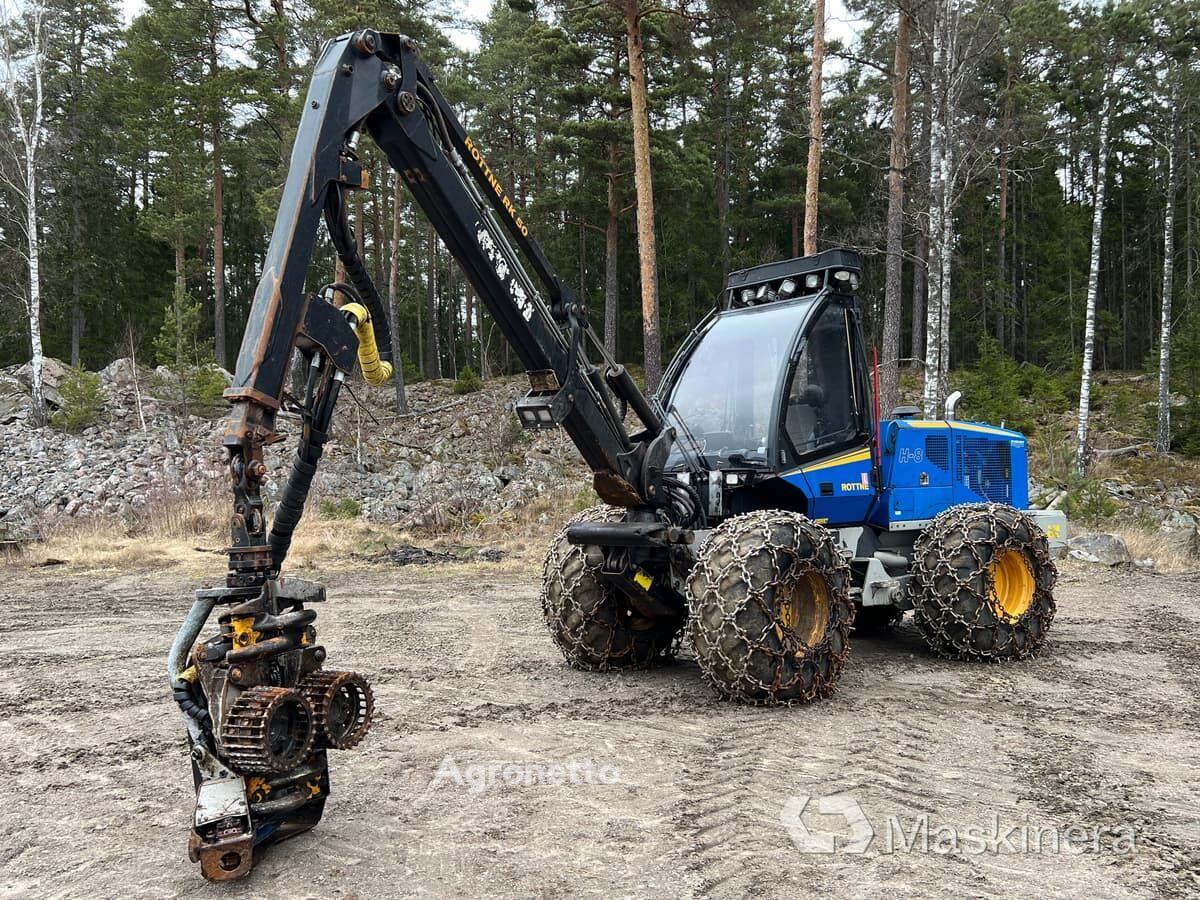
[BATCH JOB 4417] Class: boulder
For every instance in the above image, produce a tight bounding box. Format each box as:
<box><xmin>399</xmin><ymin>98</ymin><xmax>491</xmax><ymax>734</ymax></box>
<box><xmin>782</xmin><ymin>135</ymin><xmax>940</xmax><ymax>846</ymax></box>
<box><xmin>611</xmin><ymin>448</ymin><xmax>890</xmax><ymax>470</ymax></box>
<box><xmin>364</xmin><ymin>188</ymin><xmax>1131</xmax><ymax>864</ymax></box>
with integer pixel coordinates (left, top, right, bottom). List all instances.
<box><xmin>1068</xmin><ymin>533</ymin><xmax>1132</xmax><ymax>566</ymax></box>
<box><xmin>13</xmin><ymin>358</ymin><xmax>66</xmax><ymax>409</ymax></box>
<box><xmin>0</xmin><ymin>375</ymin><xmax>28</xmax><ymax>422</ymax></box>
<box><xmin>1160</xmin><ymin>511</ymin><xmax>1199</xmax><ymax>557</ymax></box>
<box><xmin>99</xmin><ymin>358</ymin><xmax>143</xmax><ymax>388</ymax></box>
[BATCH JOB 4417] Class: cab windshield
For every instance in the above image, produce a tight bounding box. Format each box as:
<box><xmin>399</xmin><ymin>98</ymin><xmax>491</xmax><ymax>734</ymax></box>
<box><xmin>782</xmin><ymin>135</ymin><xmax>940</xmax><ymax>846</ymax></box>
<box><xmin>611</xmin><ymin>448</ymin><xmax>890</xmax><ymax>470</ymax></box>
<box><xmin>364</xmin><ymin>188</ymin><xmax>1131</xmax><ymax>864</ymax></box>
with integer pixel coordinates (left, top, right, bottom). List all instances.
<box><xmin>664</xmin><ymin>299</ymin><xmax>814</xmax><ymax>467</ymax></box>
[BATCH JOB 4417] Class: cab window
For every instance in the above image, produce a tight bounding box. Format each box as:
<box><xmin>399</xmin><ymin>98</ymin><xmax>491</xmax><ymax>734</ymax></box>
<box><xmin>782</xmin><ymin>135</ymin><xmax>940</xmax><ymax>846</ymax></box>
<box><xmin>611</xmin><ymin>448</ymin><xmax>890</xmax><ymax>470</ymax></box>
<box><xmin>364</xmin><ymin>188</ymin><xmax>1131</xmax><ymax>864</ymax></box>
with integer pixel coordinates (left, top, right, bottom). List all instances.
<box><xmin>782</xmin><ymin>303</ymin><xmax>861</xmax><ymax>462</ymax></box>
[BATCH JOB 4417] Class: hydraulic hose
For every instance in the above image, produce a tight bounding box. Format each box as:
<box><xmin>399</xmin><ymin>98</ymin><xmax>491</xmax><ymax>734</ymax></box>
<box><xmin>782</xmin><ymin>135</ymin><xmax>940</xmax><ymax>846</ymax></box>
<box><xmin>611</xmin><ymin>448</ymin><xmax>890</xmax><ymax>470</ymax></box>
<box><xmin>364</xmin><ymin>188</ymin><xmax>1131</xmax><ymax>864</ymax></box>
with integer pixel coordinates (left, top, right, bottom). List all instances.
<box><xmin>340</xmin><ymin>302</ymin><xmax>394</xmax><ymax>385</ymax></box>
<box><xmin>323</xmin><ymin>186</ymin><xmax>394</xmax><ymax>361</ymax></box>
<box><xmin>268</xmin><ymin>363</ymin><xmax>343</xmax><ymax>572</ymax></box>
<box><xmin>168</xmin><ymin>596</ymin><xmax>216</xmax><ymax>742</ymax></box>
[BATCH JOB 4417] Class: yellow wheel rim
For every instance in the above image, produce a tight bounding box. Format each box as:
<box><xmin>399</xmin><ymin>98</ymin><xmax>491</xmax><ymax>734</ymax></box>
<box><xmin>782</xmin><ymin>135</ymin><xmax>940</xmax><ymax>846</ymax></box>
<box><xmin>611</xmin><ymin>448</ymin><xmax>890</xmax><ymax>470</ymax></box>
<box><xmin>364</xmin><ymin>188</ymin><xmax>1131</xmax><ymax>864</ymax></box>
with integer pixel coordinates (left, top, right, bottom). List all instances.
<box><xmin>989</xmin><ymin>549</ymin><xmax>1035</xmax><ymax>622</ymax></box>
<box><xmin>777</xmin><ymin>571</ymin><xmax>831</xmax><ymax>649</ymax></box>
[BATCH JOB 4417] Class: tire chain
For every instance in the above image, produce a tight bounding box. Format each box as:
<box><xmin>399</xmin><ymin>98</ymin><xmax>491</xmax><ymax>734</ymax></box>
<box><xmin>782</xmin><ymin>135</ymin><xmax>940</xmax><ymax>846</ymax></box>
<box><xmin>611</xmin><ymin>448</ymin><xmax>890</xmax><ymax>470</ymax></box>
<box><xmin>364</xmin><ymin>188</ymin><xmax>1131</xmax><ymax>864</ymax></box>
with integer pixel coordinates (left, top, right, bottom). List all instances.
<box><xmin>540</xmin><ymin>504</ymin><xmax>681</xmax><ymax>671</ymax></box>
<box><xmin>686</xmin><ymin>510</ymin><xmax>855</xmax><ymax>705</ymax></box>
<box><xmin>909</xmin><ymin>502</ymin><xmax>1058</xmax><ymax>661</ymax></box>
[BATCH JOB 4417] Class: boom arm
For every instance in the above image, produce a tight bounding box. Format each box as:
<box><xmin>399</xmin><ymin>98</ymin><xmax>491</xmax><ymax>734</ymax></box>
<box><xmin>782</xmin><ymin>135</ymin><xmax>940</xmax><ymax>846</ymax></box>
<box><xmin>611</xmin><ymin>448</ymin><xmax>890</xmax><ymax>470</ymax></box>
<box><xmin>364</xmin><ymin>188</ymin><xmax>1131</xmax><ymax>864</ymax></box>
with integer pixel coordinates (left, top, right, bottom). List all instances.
<box><xmin>173</xmin><ymin>31</ymin><xmax>702</xmax><ymax>881</ymax></box>
<box><xmin>222</xmin><ymin>30</ymin><xmax>690</xmax><ymax>592</ymax></box>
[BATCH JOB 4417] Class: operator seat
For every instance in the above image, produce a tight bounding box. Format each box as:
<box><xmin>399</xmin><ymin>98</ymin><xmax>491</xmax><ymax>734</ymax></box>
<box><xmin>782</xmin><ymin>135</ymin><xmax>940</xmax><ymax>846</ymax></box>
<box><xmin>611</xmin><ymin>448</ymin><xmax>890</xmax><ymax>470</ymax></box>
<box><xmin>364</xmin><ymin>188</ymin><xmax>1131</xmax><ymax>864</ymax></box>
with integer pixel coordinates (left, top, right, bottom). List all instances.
<box><xmin>786</xmin><ymin>384</ymin><xmax>825</xmax><ymax>454</ymax></box>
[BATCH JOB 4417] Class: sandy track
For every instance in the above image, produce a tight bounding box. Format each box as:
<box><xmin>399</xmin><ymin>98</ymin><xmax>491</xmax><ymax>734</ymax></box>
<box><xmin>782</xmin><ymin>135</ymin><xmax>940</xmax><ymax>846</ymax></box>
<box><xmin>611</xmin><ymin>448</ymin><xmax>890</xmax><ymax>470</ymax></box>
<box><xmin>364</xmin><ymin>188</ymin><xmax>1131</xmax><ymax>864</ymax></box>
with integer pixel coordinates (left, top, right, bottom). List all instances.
<box><xmin>1</xmin><ymin>563</ymin><xmax>1197</xmax><ymax>898</ymax></box>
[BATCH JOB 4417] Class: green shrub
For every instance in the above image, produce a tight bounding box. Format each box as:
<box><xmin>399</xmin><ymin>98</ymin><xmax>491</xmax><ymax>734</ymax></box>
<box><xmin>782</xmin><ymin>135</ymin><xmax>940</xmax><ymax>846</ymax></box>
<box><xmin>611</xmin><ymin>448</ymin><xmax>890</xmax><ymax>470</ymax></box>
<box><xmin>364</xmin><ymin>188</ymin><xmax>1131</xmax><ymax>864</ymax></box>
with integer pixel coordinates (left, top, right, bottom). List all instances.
<box><xmin>1062</xmin><ymin>478</ymin><xmax>1118</xmax><ymax>526</ymax></box>
<box><xmin>153</xmin><ymin>287</ymin><xmax>209</xmax><ymax>369</ymax></box>
<box><xmin>152</xmin><ymin>364</ymin><xmax>228</xmax><ymax>418</ymax></box>
<box><xmin>182</xmin><ymin>365</ymin><xmax>229</xmax><ymax>414</ymax></box>
<box><xmin>50</xmin><ymin>367</ymin><xmax>105</xmax><ymax>432</ymax></box>
<box><xmin>955</xmin><ymin>336</ymin><xmax>1075</xmax><ymax>435</ymax></box>
<box><xmin>452</xmin><ymin>365</ymin><xmax>483</xmax><ymax>395</ymax></box>
<box><xmin>955</xmin><ymin>336</ymin><xmax>1032</xmax><ymax>433</ymax></box>
<box><xmin>1174</xmin><ymin>406</ymin><xmax>1200</xmax><ymax>457</ymax></box>
<box><xmin>318</xmin><ymin>497</ymin><xmax>362</xmax><ymax>519</ymax></box>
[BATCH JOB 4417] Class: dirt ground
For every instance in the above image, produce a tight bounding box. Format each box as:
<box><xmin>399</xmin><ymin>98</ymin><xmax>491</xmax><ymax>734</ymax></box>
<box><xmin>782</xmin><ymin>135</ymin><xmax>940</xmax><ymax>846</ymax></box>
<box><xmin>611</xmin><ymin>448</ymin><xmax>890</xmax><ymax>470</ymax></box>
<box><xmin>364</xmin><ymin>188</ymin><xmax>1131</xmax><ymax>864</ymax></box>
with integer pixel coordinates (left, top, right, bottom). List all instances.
<box><xmin>1</xmin><ymin>559</ymin><xmax>1198</xmax><ymax>899</ymax></box>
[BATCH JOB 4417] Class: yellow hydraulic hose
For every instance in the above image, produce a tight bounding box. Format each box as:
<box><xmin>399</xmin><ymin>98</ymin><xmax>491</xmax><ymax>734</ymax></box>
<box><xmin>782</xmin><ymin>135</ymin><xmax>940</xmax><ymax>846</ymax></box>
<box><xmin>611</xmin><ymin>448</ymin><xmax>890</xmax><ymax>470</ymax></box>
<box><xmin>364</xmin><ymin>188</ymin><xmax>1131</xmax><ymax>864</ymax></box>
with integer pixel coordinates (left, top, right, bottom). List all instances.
<box><xmin>340</xmin><ymin>302</ymin><xmax>394</xmax><ymax>385</ymax></box>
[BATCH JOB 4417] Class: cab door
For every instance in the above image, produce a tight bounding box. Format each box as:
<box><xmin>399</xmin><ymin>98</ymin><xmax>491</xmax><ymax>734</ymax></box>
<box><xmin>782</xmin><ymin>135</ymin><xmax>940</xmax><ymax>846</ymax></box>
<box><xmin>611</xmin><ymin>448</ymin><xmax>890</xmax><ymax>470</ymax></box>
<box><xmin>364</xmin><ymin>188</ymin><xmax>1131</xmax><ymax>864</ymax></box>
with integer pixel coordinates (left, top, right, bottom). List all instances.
<box><xmin>777</xmin><ymin>297</ymin><xmax>875</xmax><ymax>525</ymax></box>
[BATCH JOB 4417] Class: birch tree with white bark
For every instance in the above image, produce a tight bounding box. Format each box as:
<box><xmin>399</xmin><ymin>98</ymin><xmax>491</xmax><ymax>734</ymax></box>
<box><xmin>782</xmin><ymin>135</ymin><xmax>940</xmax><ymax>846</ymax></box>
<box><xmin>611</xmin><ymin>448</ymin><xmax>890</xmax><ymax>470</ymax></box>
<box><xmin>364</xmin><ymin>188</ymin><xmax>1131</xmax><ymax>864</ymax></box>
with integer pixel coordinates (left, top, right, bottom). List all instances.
<box><xmin>1074</xmin><ymin>99</ymin><xmax>1112</xmax><ymax>476</ymax></box>
<box><xmin>922</xmin><ymin>0</ymin><xmax>959</xmax><ymax>418</ymax></box>
<box><xmin>880</xmin><ymin>2</ymin><xmax>911</xmax><ymax>418</ymax></box>
<box><xmin>1155</xmin><ymin>127</ymin><xmax>1176</xmax><ymax>455</ymax></box>
<box><xmin>919</xmin><ymin>0</ymin><xmax>1002</xmax><ymax>419</ymax></box>
<box><xmin>0</xmin><ymin>0</ymin><xmax>48</xmax><ymax>425</ymax></box>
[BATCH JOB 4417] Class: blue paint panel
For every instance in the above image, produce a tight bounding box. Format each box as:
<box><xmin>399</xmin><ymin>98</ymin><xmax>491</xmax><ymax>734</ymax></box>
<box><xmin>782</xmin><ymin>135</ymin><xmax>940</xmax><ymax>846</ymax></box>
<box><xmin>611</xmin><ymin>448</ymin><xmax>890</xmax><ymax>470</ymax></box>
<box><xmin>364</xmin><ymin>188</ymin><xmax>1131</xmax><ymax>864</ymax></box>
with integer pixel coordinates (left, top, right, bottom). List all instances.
<box><xmin>777</xmin><ymin>421</ymin><xmax>1031</xmax><ymax>530</ymax></box>
<box><xmin>871</xmin><ymin>420</ymin><xmax>1029</xmax><ymax>529</ymax></box>
<box><xmin>782</xmin><ymin>449</ymin><xmax>876</xmax><ymax>526</ymax></box>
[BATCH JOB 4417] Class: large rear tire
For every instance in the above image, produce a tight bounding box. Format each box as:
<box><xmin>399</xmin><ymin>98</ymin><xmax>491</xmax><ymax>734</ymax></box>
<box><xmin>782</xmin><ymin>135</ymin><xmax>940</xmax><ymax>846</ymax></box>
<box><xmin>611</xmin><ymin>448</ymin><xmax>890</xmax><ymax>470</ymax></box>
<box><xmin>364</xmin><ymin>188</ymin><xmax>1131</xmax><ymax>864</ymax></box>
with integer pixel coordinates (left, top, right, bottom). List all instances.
<box><xmin>910</xmin><ymin>503</ymin><xmax>1057</xmax><ymax>660</ymax></box>
<box><xmin>540</xmin><ymin>505</ymin><xmax>682</xmax><ymax>671</ymax></box>
<box><xmin>686</xmin><ymin>510</ymin><xmax>854</xmax><ymax>703</ymax></box>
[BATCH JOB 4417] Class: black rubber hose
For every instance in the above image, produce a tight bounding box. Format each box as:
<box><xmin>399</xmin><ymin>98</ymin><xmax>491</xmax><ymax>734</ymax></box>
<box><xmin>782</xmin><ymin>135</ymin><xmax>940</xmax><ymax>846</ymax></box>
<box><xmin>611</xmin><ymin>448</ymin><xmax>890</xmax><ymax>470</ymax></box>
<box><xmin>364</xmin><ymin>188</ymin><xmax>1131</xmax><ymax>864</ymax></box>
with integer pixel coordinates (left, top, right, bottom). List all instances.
<box><xmin>173</xmin><ymin>681</ymin><xmax>212</xmax><ymax>731</ymax></box>
<box><xmin>268</xmin><ymin>454</ymin><xmax>320</xmax><ymax>571</ymax></box>
<box><xmin>323</xmin><ymin>187</ymin><xmax>394</xmax><ymax>360</ymax></box>
<box><xmin>268</xmin><ymin>376</ymin><xmax>343</xmax><ymax>572</ymax></box>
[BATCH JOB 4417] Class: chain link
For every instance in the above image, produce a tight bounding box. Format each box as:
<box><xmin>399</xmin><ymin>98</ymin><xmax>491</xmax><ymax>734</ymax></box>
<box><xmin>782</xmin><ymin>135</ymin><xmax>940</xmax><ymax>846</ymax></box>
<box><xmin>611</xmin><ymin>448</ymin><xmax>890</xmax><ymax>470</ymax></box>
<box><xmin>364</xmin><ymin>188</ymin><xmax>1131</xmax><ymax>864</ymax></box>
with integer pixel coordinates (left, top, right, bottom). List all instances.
<box><xmin>686</xmin><ymin>510</ymin><xmax>854</xmax><ymax>704</ymax></box>
<box><xmin>909</xmin><ymin>502</ymin><xmax>1058</xmax><ymax>660</ymax></box>
<box><xmin>540</xmin><ymin>505</ymin><xmax>681</xmax><ymax>670</ymax></box>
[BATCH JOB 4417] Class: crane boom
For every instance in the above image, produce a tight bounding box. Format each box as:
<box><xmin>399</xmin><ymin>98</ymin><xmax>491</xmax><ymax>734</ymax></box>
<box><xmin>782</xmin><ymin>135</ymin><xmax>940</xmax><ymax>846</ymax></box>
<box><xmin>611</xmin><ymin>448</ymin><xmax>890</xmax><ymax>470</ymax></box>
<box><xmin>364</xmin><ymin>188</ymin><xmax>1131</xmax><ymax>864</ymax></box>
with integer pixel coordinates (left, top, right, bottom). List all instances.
<box><xmin>172</xmin><ymin>30</ymin><xmax>697</xmax><ymax>882</ymax></box>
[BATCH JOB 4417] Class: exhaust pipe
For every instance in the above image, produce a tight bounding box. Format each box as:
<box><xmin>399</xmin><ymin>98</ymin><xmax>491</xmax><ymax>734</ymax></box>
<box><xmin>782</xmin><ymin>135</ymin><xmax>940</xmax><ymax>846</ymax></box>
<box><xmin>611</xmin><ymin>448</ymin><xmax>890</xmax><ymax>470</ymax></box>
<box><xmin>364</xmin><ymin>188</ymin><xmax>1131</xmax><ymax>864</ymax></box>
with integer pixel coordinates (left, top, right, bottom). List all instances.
<box><xmin>943</xmin><ymin>390</ymin><xmax>962</xmax><ymax>421</ymax></box>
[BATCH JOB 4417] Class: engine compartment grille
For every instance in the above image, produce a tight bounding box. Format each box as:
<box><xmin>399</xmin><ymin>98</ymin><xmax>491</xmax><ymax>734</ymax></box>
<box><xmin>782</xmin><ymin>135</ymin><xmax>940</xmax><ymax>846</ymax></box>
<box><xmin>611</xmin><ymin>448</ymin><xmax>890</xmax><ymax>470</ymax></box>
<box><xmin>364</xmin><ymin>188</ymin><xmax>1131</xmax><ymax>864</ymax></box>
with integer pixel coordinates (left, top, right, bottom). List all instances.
<box><xmin>925</xmin><ymin>435</ymin><xmax>950</xmax><ymax>471</ymax></box>
<box><xmin>957</xmin><ymin>437</ymin><xmax>1012</xmax><ymax>503</ymax></box>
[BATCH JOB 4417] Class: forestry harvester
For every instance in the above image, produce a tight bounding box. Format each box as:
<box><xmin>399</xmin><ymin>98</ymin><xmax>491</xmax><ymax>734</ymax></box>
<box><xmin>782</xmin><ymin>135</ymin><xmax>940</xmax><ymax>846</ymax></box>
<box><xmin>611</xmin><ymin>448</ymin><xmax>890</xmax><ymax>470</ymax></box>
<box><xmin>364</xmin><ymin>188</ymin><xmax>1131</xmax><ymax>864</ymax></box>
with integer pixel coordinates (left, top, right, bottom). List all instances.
<box><xmin>168</xmin><ymin>30</ymin><xmax>1066</xmax><ymax>881</ymax></box>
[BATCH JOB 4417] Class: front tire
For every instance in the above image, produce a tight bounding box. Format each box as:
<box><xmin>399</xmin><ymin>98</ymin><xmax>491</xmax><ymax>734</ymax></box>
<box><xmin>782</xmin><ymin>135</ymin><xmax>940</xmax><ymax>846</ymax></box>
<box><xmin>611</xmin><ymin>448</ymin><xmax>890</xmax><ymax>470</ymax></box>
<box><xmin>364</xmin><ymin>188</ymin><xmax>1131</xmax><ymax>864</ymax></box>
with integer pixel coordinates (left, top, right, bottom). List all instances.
<box><xmin>687</xmin><ymin>510</ymin><xmax>854</xmax><ymax>703</ymax></box>
<box><xmin>540</xmin><ymin>505</ymin><xmax>682</xmax><ymax>670</ymax></box>
<box><xmin>910</xmin><ymin>503</ymin><xmax>1057</xmax><ymax>660</ymax></box>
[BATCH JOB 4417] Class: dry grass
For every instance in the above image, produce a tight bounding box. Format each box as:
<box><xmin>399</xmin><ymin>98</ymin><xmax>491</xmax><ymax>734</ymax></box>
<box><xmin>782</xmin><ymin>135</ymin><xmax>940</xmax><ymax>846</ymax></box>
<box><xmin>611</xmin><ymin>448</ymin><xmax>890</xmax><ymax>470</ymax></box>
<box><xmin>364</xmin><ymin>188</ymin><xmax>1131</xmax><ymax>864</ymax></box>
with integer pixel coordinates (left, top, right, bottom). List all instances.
<box><xmin>1109</xmin><ymin>524</ymin><xmax>1198</xmax><ymax>575</ymax></box>
<box><xmin>15</xmin><ymin>487</ymin><xmax>227</xmax><ymax>573</ymax></box>
<box><xmin>6</xmin><ymin>481</ymin><xmax>569</xmax><ymax>577</ymax></box>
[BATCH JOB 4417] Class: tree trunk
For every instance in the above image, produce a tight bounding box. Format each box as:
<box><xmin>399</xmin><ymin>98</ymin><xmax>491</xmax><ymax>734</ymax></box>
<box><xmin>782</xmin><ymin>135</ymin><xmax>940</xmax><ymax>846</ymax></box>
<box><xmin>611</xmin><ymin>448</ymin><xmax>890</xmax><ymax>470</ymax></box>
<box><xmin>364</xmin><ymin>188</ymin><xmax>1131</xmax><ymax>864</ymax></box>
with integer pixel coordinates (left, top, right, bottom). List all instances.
<box><xmin>174</xmin><ymin>238</ymin><xmax>187</xmax><ymax>367</ymax></box>
<box><xmin>937</xmin><ymin>133</ymin><xmax>954</xmax><ymax>402</ymax></box>
<box><xmin>212</xmin><ymin>119</ymin><xmax>226</xmax><ymax>367</ymax></box>
<box><xmin>68</xmin><ymin>24</ymin><xmax>82</xmax><ymax>369</ymax></box>
<box><xmin>911</xmin><ymin>228</ymin><xmax>927</xmax><ymax>366</ymax></box>
<box><xmin>464</xmin><ymin>282</ymin><xmax>475</xmax><ymax>371</ymax></box>
<box><xmin>803</xmin><ymin>0</ymin><xmax>826</xmax><ymax>256</ymax></box>
<box><xmin>206</xmin><ymin>14</ymin><xmax>226</xmax><ymax>368</ymax></box>
<box><xmin>922</xmin><ymin>4</ymin><xmax>947</xmax><ymax>419</ymax></box>
<box><xmin>26</xmin><ymin>150</ymin><xmax>45</xmax><ymax>425</ymax></box>
<box><xmin>605</xmin><ymin>140</ymin><xmax>620</xmax><ymax>358</ymax></box>
<box><xmin>1157</xmin><ymin>139</ymin><xmax>1176</xmax><ymax>455</ymax></box>
<box><xmin>70</xmin><ymin>189</ymin><xmax>82</xmax><ymax>368</ymax></box>
<box><xmin>995</xmin><ymin>63</ymin><xmax>1013</xmax><ymax>348</ymax></box>
<box><xmin>1076</xmin><ymin>103</ymin><xmax>1112</xmax><ymax>476</ymax></box>
<box><xmin>5</xmin><ymin>7</ymin><xmax>48</xmax><ymax>424</ymax></box>
<box><xmin>388</xmin><ymin>172</ymin><xmax>407</xmax><ymax>413</ymax></box>
<box><xmin>880</xmin><ymin>3</ymin><xmax>910</xmax><ymax>417</ymax></box>
<box><xmin>713</xmin><ymin>39</ymin><xmax>732</xmax><ymax>277</ymax></box>
<box><xmin>910</xmin><ymin>96</ymin><xmax>930</xmax><ymax>369</ymax></box>
<box><xmin>425</xmin><ymin>226</ymin><xmax>441</xmax><ymax>379</ymax></box>
<box><xmin>447</xmin><ymin>262</ymin><xmax>458</xmax><ymax>379</ymax></box>
<box><xmin>623</xmin><ymin>0</ymin><xmax>662</xmax><ymax>392</ymax></box>
<box><xmin>370</xmin><ymin>159</ymin><xmax>386</xmax><ymax>291</ymax></box>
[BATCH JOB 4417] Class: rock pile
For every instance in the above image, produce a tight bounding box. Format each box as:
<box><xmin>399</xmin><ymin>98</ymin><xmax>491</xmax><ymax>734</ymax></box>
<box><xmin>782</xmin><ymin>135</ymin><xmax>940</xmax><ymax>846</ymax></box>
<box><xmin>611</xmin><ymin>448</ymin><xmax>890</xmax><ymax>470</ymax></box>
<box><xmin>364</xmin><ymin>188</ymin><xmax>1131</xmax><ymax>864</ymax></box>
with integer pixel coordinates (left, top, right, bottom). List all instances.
<box><xmin>0</xmin><ymin>358</ymin><xmax>589</xmax><ymax>535</ymax></box>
